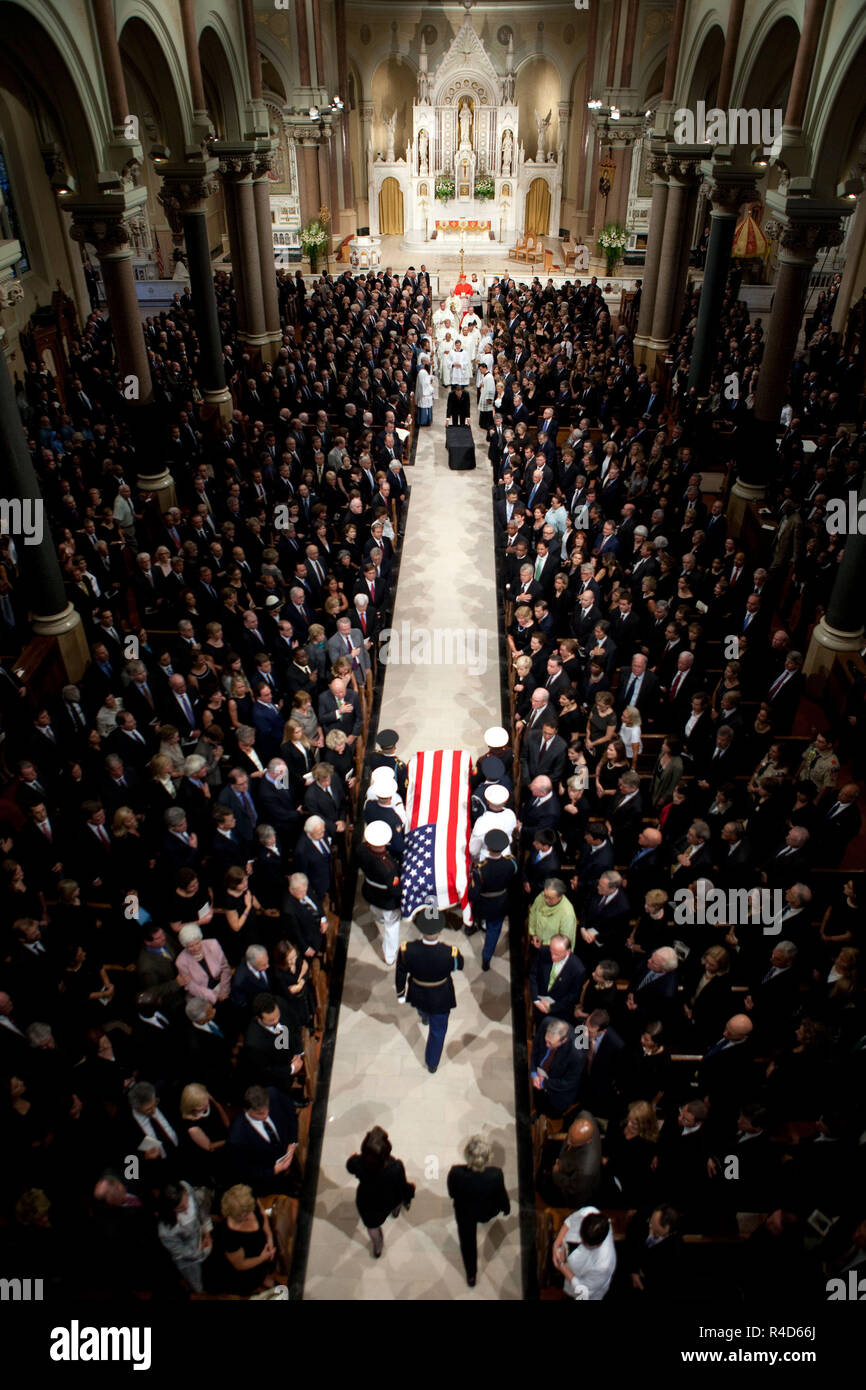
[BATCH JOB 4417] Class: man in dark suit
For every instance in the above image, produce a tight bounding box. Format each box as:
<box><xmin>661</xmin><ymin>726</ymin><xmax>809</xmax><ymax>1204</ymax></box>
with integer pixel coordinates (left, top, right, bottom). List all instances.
<box><xmin>227</xmin><ymin>1084</ymin><xmax>300</xmax><ymax>1195</ymax></box>
<box><xmin>697</xmin><ymin>1014</ymin><xmax>755</xmax><ymax>1125</ymax></box>
<box><xmin>615</xmin><ymin>654</ymin><xmax>659</xmax><ymax>721</ymax></box>
<box><xmin>107</xmin><ymin>712</ymin><xmax>156</xmax><ymax>770</ymax></box>
<box><xmin>816</xmin><ymin>783</ymin><xmax>861</xmax><ymax>863</ymax></box>
<box><xmin>521</xmin><ymin>717</ymin><xmax>568</xmax><ymax>785</ymax></box>
<box><xmin>744</xmin><ymin>941</ymin><xmax>801</xmax><ymax>1046</ymax></box>
<box><xmin>762</xmin><ymin>826</ymin><xmax>811</xmax><ymax>890</ymax></box>
<box><xmin>281</xmin><ymin>872</ymin><xmax>327</xmax><ymax>957</ymax></box>
<box><xmin>218</xmin><ymin>769</ymin><xmax>259</xmax><ymax>845</ymax></box>
<box><xmin>529</xmin><ymin>936</ymin><xmax>586</xmax><ymax>1024</ymax></box>
<box><xmin>182</xmin><ymin>997</ymin><xmax>233</xmax><ymax>1095</ymax></box>
<box><xmin>242</xmin><ymin>993</ymin><xmax>304</xmax><ymax>1096</ymax></box>
<box><xmin>670</xmin><ymin>820</ymin><xmax>715</xmax><ymax>891</ymax></box>
<box><xmin>530</xmin><ymin>1018</ymin><xmax>583</xmax><ymax>1117</ymax></box>
<box><xmin>606</xmin><ymin>772</ymin><xmax>644</xmax><ymax>862</ymax></box>
<box><xmin>574</xmin><ymin>1008</ymin><xmax>626</xmax><ymax>1119</ymax></box>
<box><xmin>624</xmin><ymin>827</ymin><xmax>664</xmax><ymax>906</ymax></box>
<box><xmin>319</xmin><ymin>676</ymin><xmax>363</xmax><ymax>743</ymax></box>
<box><xmin>622</xmin><ymin>1205</ymin><xmax>684</xmax><ymax>1296</ymax></box>
<box><xmin>257</xmin><ymin>760</ymin><xmax>303</xmax><ymax>848</ymax></box>
<box><xmin>577</xmin><ymin>871</ymin><xmax>631</xmax><ymax>961</ymax></box>
<box><xmin>135</xmin><ymin>925</ymin><xmax>185</xmax><ymax>1016</ymax></box>
<box><xmin>250</xmin><ymin>685</ymin><xmax>285</xmax><ymax>761</ymax></box>
<box><xmin>624</xmin><ymin>947</ymin><xmax>680</xmax><ymax>1033</ymax></box>
<box><xmin>291</xmin><ymin>819</ymin><xmax>333</xmax><ymax>904</ymax></box>
<box><xmin>763</xmin><ymin>653</ymin><xmax>805</xmax><ymax>734</ymax></box>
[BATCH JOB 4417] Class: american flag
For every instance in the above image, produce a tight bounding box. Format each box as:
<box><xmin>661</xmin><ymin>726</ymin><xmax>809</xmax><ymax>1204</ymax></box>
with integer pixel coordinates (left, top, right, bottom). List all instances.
<box><xmin>401</xmin><ymin>749</ymin><xmax>473</xmax><ymax>924</ymax></box>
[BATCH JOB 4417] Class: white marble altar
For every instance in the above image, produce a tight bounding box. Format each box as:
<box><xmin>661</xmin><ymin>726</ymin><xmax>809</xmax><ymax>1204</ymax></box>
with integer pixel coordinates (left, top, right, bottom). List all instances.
<box><xmin>368</xmin><ymin>17</ymin><xmax>562</xmax><ymax>253</ymax></box>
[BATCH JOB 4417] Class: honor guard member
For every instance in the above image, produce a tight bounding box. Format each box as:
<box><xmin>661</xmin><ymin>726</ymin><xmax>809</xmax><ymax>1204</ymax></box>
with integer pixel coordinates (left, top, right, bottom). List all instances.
<box><xmin>369</xmin><ymin>729</ymin><xmax>408</xmax><ymax>801</ymax></box>
<box><xmin>358</xmin><ymin>821</ymin><xmax>403</xmax><ymax>966</ymax></box>
<box><xmin>475</xmin><ymin>728</ymin><xmax>514</xmax><ymax>783</ymax></box>
<box><xmin>469</xmin><ymin>783</ymin><xmax>517</xmax><ymax>863</ymax></box>
<box><xmin>468</xmin><ymin>829</ymin><xmax>519</xmax><ymax>969</ymax></box>
<box><xmin>470</xmin><ymin>755</ymin><xmax>513</xmax><ymax>822</ymax></box>
<box><xmin>396</xmin><ymin>912</ymin><xmax>464</xmax><ymax>1073</ymax></box>
<box><xmin>363</xmin><ymin>767</ymin><xmax>406</xmax><ymax>858</ymax></box>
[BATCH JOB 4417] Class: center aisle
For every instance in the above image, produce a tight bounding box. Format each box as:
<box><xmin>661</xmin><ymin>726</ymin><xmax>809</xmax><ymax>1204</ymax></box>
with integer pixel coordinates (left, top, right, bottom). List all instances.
<box><xmin>302</xmin><ymin>376</ymin><xmax>523</xmax><ymax>1300</ymax></box>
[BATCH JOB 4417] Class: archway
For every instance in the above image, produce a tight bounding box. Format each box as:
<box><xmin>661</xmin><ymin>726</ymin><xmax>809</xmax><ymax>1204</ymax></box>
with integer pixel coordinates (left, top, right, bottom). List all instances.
<box><xmin>371</xmin><ymin>58</ymin><xmax>417</xmax><ymax>161</ymax></box>
<box><xmin>379</xmin><ymin>177</ymin><xmax>404</xmax><ymax>235</ymax></box>
<box><xmin>524</xmin><ymin>177</ymin><xmax>550</xmax><ymax>236</ymax></box>
<box><xmin>515</xmin><ymin>56</ymin><xmax>561</xmax><ymax>158</ymax></box>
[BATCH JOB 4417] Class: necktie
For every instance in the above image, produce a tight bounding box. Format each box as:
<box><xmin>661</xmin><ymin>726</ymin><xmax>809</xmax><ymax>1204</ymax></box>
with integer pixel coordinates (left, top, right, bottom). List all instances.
<box><xmin>41</xmin><ymin>823</ymin><xmax>52</xmax><ymax>842</ymax></box>
<box><xmin>769</xmin><ymin>671</ymin><xmax>789</xmax><ymax>698</ymax></box>
<box><xmin>827</xmin><ymin>802</ymin><xmax>842</xmax><ymax>818</ymax></box>
<box><xmin>315</xmin><ymin>839</ymin><xmax>327</xmax><ymax>855</ymax></box>
<box><xmin>265</xmin><ymin>1119</ymin><xmax>279</xmax><ymax>1144</ymax></box>
<box><xmin>207</xmin><ymin>1021</ymin><xmax>224</xmax><ymax>1037</ymax></box>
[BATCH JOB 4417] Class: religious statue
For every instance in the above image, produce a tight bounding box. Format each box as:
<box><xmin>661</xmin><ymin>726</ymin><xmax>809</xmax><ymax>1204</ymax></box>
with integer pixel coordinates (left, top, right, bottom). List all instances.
<box><xmin>501</xmin><ymin>129</ymin><xmax>513</xmax><ymax>177</ymax></box>
<box><xmin>418</xmin><ymin>129</ymin><xmax>429</xmax><ymax>174</ymax></box>
<box><xmin>385</xmin><ymin>112</ymin><xmax>396</xmax><ymax>162</ymax></box>
<box><xmin>458</xmin><ymin>99</ymin><xmax>472</xmax><ymax>147</ymax></box>
<box><xmin>534</xmin><ymin>108</ymin><xmax>551</xmax><ymax>163</ymax></box>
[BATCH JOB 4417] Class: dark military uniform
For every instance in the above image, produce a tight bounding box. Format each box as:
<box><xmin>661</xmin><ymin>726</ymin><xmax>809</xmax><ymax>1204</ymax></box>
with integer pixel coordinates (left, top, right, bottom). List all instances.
<box><xmin>468</xmin><ymin>854</ymin><xmax>518</xmax><ymax>966</ymax></box>
<box><xmin>368</xmin><ymin>750</ymin><xmax>408</xmax><ymax>800</ymax></box>
<box><xmin>396</xmin><ymin>935</ymin><xmax>464</xmax><ymax>1072</ymax></box>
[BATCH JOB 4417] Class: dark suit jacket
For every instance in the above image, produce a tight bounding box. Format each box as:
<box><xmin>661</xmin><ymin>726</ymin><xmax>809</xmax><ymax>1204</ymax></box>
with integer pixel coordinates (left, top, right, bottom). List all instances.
<box><xmin>227</xmin><ymin>1087</ymin><xmax>299</xmax><ymax>1194</ymax></box>
<box><xmin>281</xmin><ymin>891</ymin><xmax>325</xmax><ymax>954</ymax></box>
<box><xmin>575</xmin><ymin>1028</ymin><xmax>626</xmax><ymax>1118</ymax></box>
<box><xmin>530</xmin><ymin>949</ymin><xmax>586</xmax><ymax>1021</ymax></box>
<box><xmin>446</xmin><ymin>1165</ymin><xmax>510</xmax><ymax>1224</ymax></box>
<box><xmin>521</xmin><ymin>730</ymin><xmax>568</xmax><ymax>784</ymax></box>
<box><xmin>615</xmin><ymin>665</ymin><xmax>659</xmax><ymax>719</ymax></box>
<box><xmin>530</xmin><ymin>1028</ymin><xmax>582</xmax><ymax>1113</ymax></box>
<box><xmin>230</xmin><ymin>960</ymin><xmax>275</xmax><ymax>1015</ymax></box>
<box><xmin>258</xmin><ymin>778</ymin><xmax>303</xmax><ymax>844</ymax></box>
<box><xmin>242</xmin><ymin>1000</ymin><xmax>303</xmax><ymax>1092</ymax></box>
<box><xmin>291</xmin><ymin>833</ymin><xmax>332</xmax><ymax>902</ymax></box>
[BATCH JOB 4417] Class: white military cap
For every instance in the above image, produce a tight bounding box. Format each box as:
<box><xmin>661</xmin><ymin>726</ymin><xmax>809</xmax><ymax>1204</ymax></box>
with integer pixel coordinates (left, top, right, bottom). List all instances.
<box><xmin>484</xmin><ymin>784</ymin><xmax>510</xmax><ymax>807</ymax></box>
<box><xmin>484</xmin><ymin>727</ymin><xmax>509</xmax><ymax>748</ymax></box>
<box><xmin>364</xmin><ymin>821</ymin><xmax>393</xmax><ymax>847</ymax></box>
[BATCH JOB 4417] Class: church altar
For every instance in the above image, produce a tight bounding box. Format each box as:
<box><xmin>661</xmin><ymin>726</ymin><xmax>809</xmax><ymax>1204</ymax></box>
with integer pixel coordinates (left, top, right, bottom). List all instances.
<box><xmin>368</xmin><ymin>15</ymin><xmax>562</xmax><ymax>252</ymax></box>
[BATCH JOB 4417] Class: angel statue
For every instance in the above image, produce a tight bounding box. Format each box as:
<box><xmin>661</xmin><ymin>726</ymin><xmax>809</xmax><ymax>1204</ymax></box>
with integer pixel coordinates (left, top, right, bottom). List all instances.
<box><xmin>385</xmin><ymin>112</ymin><xmax>396</xmax><ymax>162</ymax></box>
<box><xmin>501</xmin><ymin>128</ymin><xmax>514</xmax><ymax>177</ymax></box>
<box><xmin>534</xmin><ymin>108</ymin><xmax>551</xmax><ymax>163</ymax></box>
<box><xmin>418</xmin><ymin>129</ymin><xmax>429</xmax><ymax>174</ymax></box>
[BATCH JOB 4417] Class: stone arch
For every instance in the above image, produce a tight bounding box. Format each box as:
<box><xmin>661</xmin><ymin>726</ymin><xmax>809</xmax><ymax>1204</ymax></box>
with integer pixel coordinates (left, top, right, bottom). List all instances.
<box><xmin>514</xmin><ymin>56</ymin><xmax>561</xmax><ymax>159</ymax></box>
<box><xmin>116</xmin><ymin>3</ymin><xmax>193</xmax><ymax>149</ymax></box>
<box><xmin>199</xmin><ymin>23</ymin><xmax>244</xmax><ymax>142</ymax></box>
<box><xmin>734</xmin><ymin>12</ymin><xmax>800</xmax><ymax>114</ymax></box>
<box><xmin>371</xmin><ymin>57</ymin><xmax>417</xmax><ymax>161</ymax></box>
<box><xmin>810</xmin><ymin>27</ymin><xmax>866</xmax><ymax>197</ymax></box>
<box><xmin>682</xmin><ymin>23</ymin><xmax>726</xmax><ymax>110</ymax></box>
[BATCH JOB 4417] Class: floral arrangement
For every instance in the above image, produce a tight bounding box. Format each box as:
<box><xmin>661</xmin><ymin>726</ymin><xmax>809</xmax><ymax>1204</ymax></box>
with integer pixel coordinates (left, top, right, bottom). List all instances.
<box><xmin>474</xmin><ymin>174</ymin><xmax>495</xmax><ymax>200</ymax></box>
<box><xmin>597</xmin><ymin>222</ymin><xmax>628</xmax><ymax>273</ymax></box>
<box><xmin>435</xmin><ymin>175</ymin><xmax>455</xmax><ymax>202</ymax></box>
<box><xmin>301</xmin><ymin>217</ymin><xmax>328</xmax><ymax>272</ymax></box>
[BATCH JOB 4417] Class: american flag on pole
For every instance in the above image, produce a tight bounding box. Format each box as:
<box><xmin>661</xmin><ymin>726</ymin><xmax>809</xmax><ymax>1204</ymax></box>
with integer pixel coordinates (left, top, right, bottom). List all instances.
<box><xmin>401</xmin><ymin>749</ymin><xmax>473</xmax><ymax>924</ymax></box>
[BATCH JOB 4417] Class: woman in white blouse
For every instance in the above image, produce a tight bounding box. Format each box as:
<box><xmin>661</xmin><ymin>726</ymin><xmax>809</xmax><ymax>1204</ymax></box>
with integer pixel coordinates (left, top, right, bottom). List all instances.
<box><xmin>619</xmin><ymin>704</ymin><xmax>643</xmax><ymax>768</ymax></box>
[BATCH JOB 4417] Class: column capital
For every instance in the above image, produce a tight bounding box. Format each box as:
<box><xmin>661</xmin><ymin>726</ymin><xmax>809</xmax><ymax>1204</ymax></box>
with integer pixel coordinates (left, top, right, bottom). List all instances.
<box><xmin>706</xmin><ymin>178</ymin><xmax>757</xmax><ymax>214</ymax></box>
<box><xmin>777</xmin><ymin>217</ymin><xmax>844</xmax><ymax>260</ymax></box>
<box><xmin>663</xmin><ymin>154</ymin><xmax>703</xmax><ymax>185</ymax></box>
<box><xmin>69</xmin><ymin>213</ymin><xmax>133</xmax><ymax>259</ymax></box>
<box><xmin>158</xmin><ymin>173</ymin><xmax>220</xmax><ymax>228</ymax></box>
<box><xmin>648</xmin><ymin>153</ymin><xmax>669</xmax><ymax>183</ymax></box>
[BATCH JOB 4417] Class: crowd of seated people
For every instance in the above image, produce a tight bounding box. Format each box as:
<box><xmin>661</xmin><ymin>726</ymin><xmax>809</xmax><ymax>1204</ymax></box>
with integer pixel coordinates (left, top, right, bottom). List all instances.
<box><xmin>483</xmin><ymin>267</ymin><xmax>866</xmax><ymax>1300</ymax></box>
<box><xmin>0</xmin><ymin>261</ymin><xmax>429</xmax><ymax>1298</ymax></box>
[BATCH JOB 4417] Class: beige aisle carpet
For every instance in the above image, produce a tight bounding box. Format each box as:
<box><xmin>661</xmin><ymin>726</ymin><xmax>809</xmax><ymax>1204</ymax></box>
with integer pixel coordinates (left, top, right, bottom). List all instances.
<box><xmin>302</xmin><ymin>380</ymin><xmax>522</xmax><ymax>1300</ymax></box>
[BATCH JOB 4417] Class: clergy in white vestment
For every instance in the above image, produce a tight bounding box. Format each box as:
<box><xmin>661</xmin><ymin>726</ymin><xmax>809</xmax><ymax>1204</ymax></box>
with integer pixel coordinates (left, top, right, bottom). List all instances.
<box><xmin>448</xmin><ymin>341</ymin><xmax>469</xmax><ymax>387</ymax></box>
<box><xmin>438</xmin><ymin>332</ymin><xmax>455</xmax><ymax>386</ymax></box>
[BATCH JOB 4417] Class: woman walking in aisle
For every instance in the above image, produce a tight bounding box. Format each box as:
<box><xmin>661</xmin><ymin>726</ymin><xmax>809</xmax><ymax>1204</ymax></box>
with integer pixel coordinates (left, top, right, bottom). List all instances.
<box><xmin>346</xmin><ymin>1126</ymin><xmax>415</xmax><ymax>1258</ymax></box>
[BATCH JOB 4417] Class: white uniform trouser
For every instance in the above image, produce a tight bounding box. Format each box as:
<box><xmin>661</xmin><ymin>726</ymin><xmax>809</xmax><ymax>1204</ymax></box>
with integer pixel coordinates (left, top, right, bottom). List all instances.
<box><xmin>370</xmin><ymin>904</ymin><xmax>402</xmax><ymax>965</ymax></box>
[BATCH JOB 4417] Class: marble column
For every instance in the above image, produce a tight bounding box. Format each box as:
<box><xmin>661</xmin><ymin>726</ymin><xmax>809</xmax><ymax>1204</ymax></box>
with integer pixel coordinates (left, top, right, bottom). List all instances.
<box><xmin>619</xmin><ymin>0</ymin><xmax>640</xmax><ymax>88</ymax></box>
<box><xmin>661</xmin><ymin>0</ymin><xmax>687</xmax><ymax>103</ymax></box>
<box><xmin>334</xmin><ymin>0</ymin><xmax>354</xmax><ymax>210</ymax></box>
<box><xmin>634</xmin><ymin>153</ymin><xmax>669</xmax><ymax>348</ymax></box>
<box><xmin>252</xmin><ymin>157</ymin><xmax>282</xmax><ymax>361</ymax></box>
<box><xmin>219</xmin><ymin>155</ymin><xmax>268</xmax><ymax>352</ymax></box>
<box><xmin>650</xmin><ymin>158</ymin><xmax>698</xmax><ymax>348</ymax></box>
<box><xmin>360</xmin><ymin>103</ymin><xmax>375</xmax><ymax>204</ymax></box>
<box><xmin>784</xmin><ymin>0</ymin><xmax>827</xmax><ymax>129</ymax></box>
<box><xmin>606</xmin><ymin>0</ymin><xmax>622</xmax><ymax>88</ymax></box>
<box><xmin>159</xmin><ymin>172</ymin><xmax>232</xmax><ymax>423</ymax></box>
<box><xmin>179</xmin><ymin>0</ymin><xmax>207</xmax><ymax>116</ymax></box>
<box><xmin>716</xmin><ymin>0</ymin><xmax>746</xmax><ymax>110</ymax></box>
<box><xmin>69</xmin><ymin>211</ymin><xmax>155</xmax><ymax>423</ymax></box>
<box><xmin>300</xmin><ymin>141</ymin><xmax>322</xmax><ymax>229</ymax></box>
<box><xmin>804</xmin><ymin>472</ymin><xmax>866</xmax><ymax>682</ymax></box>
<box><xmin>91</xmin><ymin>0</ymin><xmax>130</xmax><ymax>134</ymax></box>
<box><xmin>575</xmin><ymin>1</ymin><xmax>599</xmax><ymax>229</ymax></box>
<box><xmin>746</xmin><ymin>214</ymin><xmax>844</xmax><ymax>481</ymax></box>
<box><xmin>687</xmin><ymin>174</ymin><xmax>754</xmax><ymax>395</ymax></box>
<box><xmin>0</xmin><ymin>334</ymin><xmax>88</xmax><ymax>678</ymax></box>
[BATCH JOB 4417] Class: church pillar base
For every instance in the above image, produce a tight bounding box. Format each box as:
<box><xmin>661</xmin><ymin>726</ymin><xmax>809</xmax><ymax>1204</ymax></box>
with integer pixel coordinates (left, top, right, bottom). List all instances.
<box><xmin>726</xmin><ymin>478</ymin><xmax>766</xmax><ymax>532</ymax></box>
<box><xmin>200</xmin><ymin>386</ymin><xmax>234</xmax><ymax>429</ymax></box>
<box><xmin>137</xmin><ymin>470</ymin><xmax>177</xmax><ymax>511</ymax></box>
<box><xmin>31</xmin><ymin>603</ymin><xmax>89</xmax><ymax>682</ymax></box>
<box><xmin>804</xmin><ymin>618</ymin><xmax>865</xmax><ymax>694</ymax></box>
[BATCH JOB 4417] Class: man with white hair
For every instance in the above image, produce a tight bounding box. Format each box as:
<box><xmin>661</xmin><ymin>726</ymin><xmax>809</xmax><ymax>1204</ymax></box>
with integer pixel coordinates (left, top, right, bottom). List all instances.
<box><xmin>291</xmin><ymin>814</ymin><xmax>332</xmax><ymax>903</ymax></box>
<box><xmin>625</xmin><ymin>947</ymin><xmax>679</xmax><ymax>1029</ymax></box>
<box><xmin>327</xmin><ymin>614</ymin><xmax>372</xmax><ymax>677</ymax></box>
<box><xmin>282</xmin><ymin>871</ymin><xmax>329</xmax><ymax>959</ymax></box>
<box><xmin>175</xmin><ymin>925</ymin><xmax>231</xmax><ymax>1007</ymax></box>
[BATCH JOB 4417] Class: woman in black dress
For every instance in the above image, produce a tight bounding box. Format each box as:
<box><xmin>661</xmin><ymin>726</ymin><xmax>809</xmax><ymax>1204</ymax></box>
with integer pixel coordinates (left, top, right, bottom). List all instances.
<box><xmin>593</xmin><ymin>738</ymin><xmax>629</xmax><ymax>814</ymax></box>
<box><xmin>602</xmin><ymin>1100</ymin><xmax>660</xmax><ymax>1207</ymax></box>
<box><xmin>271</xmin><ymin>939</ymin><xmax>315</xmax><ymax>1033</ymax></box>
<box><xmin>446</xmin><ymin>1135</ymin><xmax>510</xmax><ymax>1287</ymax></box>
<box><xmin>167</xmin><ymin>868</ymin><xmax>215</xmax><ymax>938</ymax></box>
<box><xmin>217</xmin><ymin>866</ymin><xmax>261</xmax><ymax>967</ymax></box>
<box><xmin>345</xmin><ymin>1126</ymin><xmax>414</xmax><ymax>1258</ymax></box>
<box><xmin>178</xmin><ymin>1083</ymin><xmax>230</xmax><ymax>1191</ymax></box>
<box><xmin>213</xmin><ymin>1183</ymin><xmax>277</xmax><ymax>1295</ymax></box>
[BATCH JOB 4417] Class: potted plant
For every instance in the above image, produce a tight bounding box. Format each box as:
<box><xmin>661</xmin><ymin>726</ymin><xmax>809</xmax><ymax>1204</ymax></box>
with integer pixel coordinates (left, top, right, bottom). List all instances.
<box><xmin>474</xmin><ymin>174</ymin><xmax>495</xmax><ymax>200</ymax></box>
<box><xmin>301</xmin><ymin>217</ymin><xmax>328</xmax><ymax>273</ymax></box>
<box><xmin>435</xmin><ymin>175</ymin><xmax>455</xmax><ymax>203</ymax></box>
<box><xmin>597</xmin><ymin>222</ymin><xmax>628</xmax><ymax>276</ymax></box>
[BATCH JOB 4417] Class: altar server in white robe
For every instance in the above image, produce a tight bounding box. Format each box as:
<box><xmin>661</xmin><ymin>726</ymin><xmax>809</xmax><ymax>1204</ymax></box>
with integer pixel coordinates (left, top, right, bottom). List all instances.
<box><xmin>438</xmin><ymin>332</ymin><xmax>455</xmax><ymax>387</ymax></box>
<box><xmin>448</xmin><ymin>339</ymin><xmax>470</xmax><ymax>388</ymax></box>
<box><xmin>461</xmin><ymin>313</ymin><xmax>481</xmax><ymax>368</ymax></box>
<box><xmin>432</xmin><ymin>299</ymin><xmax>451</xmax><ymax>336</ymax></box>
